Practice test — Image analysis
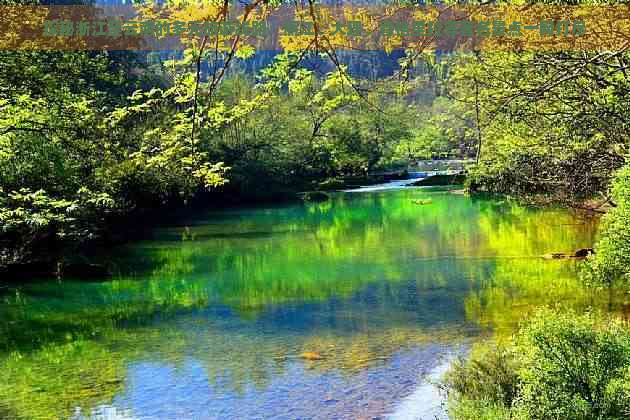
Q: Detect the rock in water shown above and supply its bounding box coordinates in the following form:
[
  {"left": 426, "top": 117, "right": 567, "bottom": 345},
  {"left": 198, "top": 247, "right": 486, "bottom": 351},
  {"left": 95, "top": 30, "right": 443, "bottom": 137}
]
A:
[
  {"left": 542, "top": 249, "right": 594, "bottom": 260},
  {"left": 573, "top": 248, "right": 594, "bottom": 258},
  {"left": 543, "top": 253, "right": 569, "bottom": 260},
  {"left": 299, "top": 352, "right": 323, "bottom": 361}
]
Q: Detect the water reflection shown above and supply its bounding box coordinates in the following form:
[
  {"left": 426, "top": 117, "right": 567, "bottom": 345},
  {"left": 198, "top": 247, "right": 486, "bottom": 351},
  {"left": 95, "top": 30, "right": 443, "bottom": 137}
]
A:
[{"left": 1, "top": 188, "right": 622, "bottom": 419}]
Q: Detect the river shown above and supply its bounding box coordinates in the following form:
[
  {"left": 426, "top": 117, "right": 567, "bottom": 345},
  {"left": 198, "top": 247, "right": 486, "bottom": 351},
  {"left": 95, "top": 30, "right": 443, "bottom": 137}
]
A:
[{"left": 0, "top": 185, "right": 617, "bottom": 419}]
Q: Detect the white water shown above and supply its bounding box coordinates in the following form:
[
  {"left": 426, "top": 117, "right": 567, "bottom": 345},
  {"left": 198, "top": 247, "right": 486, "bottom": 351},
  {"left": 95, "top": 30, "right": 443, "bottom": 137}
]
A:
[{"left": 342, "top": 178, "right": 422, "bottom": 192}]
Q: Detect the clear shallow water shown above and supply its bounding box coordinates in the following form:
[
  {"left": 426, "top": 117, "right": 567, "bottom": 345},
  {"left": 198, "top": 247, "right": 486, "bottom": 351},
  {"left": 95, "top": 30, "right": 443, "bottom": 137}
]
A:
[{"left": 1, "top": 187, "right": 620, "bottom": 419}]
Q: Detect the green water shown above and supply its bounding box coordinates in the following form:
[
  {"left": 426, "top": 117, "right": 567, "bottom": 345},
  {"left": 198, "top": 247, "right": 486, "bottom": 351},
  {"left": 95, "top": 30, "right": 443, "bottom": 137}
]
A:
[{"left": 0, "top": 187, "right": 621, "bottom": 419}]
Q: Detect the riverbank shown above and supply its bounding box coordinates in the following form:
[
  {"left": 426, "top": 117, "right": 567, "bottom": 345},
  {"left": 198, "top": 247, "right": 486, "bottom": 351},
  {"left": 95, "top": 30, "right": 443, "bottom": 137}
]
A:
[
  {"left": 0, "top": 171, "right": 411, "bottom": 280},
  {"left": 443, "top": 309, "right": 630, "bottom": 420}
]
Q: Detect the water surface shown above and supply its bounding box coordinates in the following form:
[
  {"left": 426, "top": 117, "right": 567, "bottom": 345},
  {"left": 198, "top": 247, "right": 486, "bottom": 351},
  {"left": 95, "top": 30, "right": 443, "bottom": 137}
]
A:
[{"left": 0, "top": 187, "right": 617, "bottom": 419}]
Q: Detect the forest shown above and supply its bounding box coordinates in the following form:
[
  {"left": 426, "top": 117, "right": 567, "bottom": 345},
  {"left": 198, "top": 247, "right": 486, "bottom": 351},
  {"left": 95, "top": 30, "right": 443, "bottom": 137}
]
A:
[
  {"left": 0, "top": 47, "right": 477, "bottom": 266},
  {"left": 1, "top": 0, "right": 630, "bottom": 419}
]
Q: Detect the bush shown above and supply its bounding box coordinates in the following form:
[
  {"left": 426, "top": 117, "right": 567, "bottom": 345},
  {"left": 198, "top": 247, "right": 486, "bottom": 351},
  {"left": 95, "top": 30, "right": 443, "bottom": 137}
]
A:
[
  {"left": 583, "top": 164, "right": 630, "bottom": 284},
  {"left": 445, "top": 309, "right": 630, "bottom": 420},
  {"left": 444, "top": 344, "right": 519, "bottom": 406},
  {"left": 515, "top": 310, "right": 630, "bottom": 420},
  {"left": 0, "top": 187, "right": 116, "bottom": 264},
  {"left": 465, "top": 142, "right": 619, "bottom": 200},
  {"left": 443, "top": 343, "right": 518, "bottom": 420},
  {"left": 447, "top": 397, "right": 512, "bottom": 420}
]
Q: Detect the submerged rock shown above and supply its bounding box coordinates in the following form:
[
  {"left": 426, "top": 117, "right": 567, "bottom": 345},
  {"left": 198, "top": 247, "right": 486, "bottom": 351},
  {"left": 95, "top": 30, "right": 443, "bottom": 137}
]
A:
[
  {"left": 412, "top": 199, "right": 433, "bottom": 205},
  {"left": 299, "top": 351, "right": 324, "bottom": 361}
]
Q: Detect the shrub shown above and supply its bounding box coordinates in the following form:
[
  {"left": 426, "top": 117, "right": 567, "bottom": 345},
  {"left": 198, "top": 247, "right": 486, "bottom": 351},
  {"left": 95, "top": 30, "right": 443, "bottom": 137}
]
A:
[
  {"left": 445, "top": 309, "right": 630, "bottom": 420},
  {"left": 0, "top": 187, "right": 116, "bottom": 264},
  {"left": 447, "top": 396, "right": 512, "bottom": 420},
  {"left": 583, "top": 164, "right": 630, "bottom": 284},
  {"left": 444, "top": 343, "right": 520, "bottom": 408},
  {"left": 515, "top": 310, "right": 630, "bottom": 420}
]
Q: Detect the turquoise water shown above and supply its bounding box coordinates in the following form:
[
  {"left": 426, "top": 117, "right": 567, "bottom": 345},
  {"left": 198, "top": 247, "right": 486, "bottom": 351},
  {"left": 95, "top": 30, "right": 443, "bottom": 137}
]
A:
[{"left": 0, "top": 187, "right": 611, "bottom": 419}]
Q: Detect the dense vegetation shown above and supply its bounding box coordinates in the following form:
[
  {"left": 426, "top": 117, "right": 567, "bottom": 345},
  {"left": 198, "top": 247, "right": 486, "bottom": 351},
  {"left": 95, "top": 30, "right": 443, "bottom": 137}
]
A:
[
  {"left": 583, "top": 165, "right": 630, "bottom": 284},
  {"left": 444, "top": 309, "right": 630, "bottom": 420},
  {"left": 439, "top": 22, "right": 630, "bottom": 420},
  {"left": 449, "top": 49, "right": 630, "bottom": 201},
  {"left": 10, "top": 4, "right": 630, "bottom": 271},
  {"left": 0, "top": 43, "right": 477, "bottom": 266}
]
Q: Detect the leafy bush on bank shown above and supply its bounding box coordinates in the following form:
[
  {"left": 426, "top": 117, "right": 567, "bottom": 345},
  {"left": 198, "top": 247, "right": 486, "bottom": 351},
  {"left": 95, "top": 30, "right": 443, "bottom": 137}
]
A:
[
  {"left": 444, "top": 309, "right": 630, "bottom": 420},
  {"left": 583, "top": 164, "right": 630, "bottom": 284}
]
